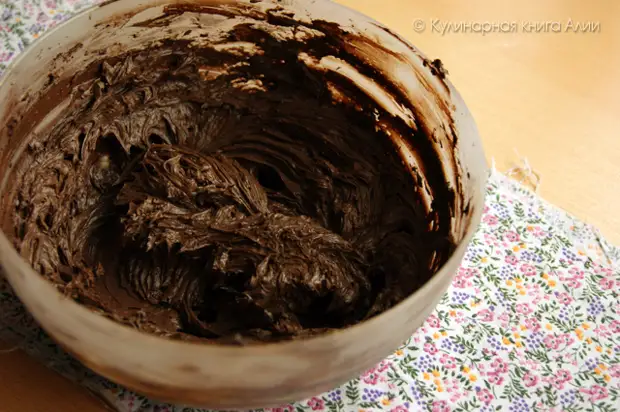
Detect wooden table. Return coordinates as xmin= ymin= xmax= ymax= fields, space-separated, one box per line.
xmin=1 ymin=0 xmax=618 ymax=410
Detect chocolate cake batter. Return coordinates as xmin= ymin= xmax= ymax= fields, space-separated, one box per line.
xmin=4 ymin=5 xmax=457 ymax=343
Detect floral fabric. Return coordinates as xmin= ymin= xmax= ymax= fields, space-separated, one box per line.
xmin=0 ymin=2 xmax=619 ymax=411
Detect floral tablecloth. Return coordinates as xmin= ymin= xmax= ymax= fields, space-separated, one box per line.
xmin=1 ymin=1 xmax=620 ymax=411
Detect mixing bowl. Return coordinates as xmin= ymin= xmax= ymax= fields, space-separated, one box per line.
xmin=0 ymin=0 xmax=487 ymax=408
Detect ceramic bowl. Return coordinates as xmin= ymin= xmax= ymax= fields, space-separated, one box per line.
xmin=0 ymin=0 xmax=486 ymax=408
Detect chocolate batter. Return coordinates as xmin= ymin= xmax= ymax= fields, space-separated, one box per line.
xmin=4 ymin=6 xmax=456 ymax=343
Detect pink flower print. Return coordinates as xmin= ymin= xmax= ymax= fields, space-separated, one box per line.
xmin=390 ymin=407 xmax=408 ymax=412
xmin=362 ymin=369 xmax=379 ymax=385
xmin=523 ymin=372 xmax=539 ymax=387
xmin=426 ymin=314 xmax=441 ymax=328
xmin=505 ymin=254 xmax=518 ymax=266
xmin=599 ymin=277 xmax=615 ymax=290
xmin=447 ymin=379 xmax=463 ymax=403
xmin=594 ymin=324 xmax=612 ymax=338
xmin=457 ymin=267 xmax=477 ymax=279
xmin=555 ymin=369 xmax=572 ymax=383
xmin=477 ymin=309 xmax=494 ymax=322
xmin=559 ymin=333 xmax=574 ymax=346
xmin=376 ymin=360 xmax=391 ymax=373
xmin=591 ymin=385 xmax=609 ymax=401
xmin=449 ymin=394 xmax=462 ymax=403
xmin=361 ymin=363 xmax=389 ymax=385
xmin=487 ymin=373 xmax=504 ymax=385
xmin=469 ymin=268 xmax=481 ymax=278
xmin=582 ymin=385 xmax=609 ymax=402
xmin=515 ymin=303 xmax=532 ymax=315
xmin=505 ymin=231 xmax=520 ymax=242
xmin=520 ymin=263 xmax=536 ymax=276
xmin=568 ymin=267 xmax=585 ymax=279
xmin=525 ymin=282 xmax=540 ymax=292
xmin=431 ymin=401 xmax=451 ymax=412
xmin=307 ymin=398 xmax=324 ymax=411
xmin=522 ymin=358 xmax=540 ymax=371
xmin=551 ymin=379 xmax=565 ymax=390
xmin=440 ymin=354 xmax=457 ymax=369
xmin=542 ymin=375 xmax=562 ymax=390
xmin=484 ymin=347 xmax=499 ymax=357
xmin=497 ymin=312 xmax=510 ymax=327
xmin=424 ymin=342 xmax=438 ymax=355
xmin=611 ymin=320 xmax=620 ymax=334
xmin=609 ymin=364 xmax=620 ymax=378
xmin=491 ymin=358 xmax=508 ymax=374
xmin=544 ymin=335 xmax=560 ymax=350
xmin=557 ymin=292 xmax=573 ymax=305
xmin=483 ymin=233 xmax=496 ymax=242
xmin=594 ymin=265 xmax=612 ymax=276
xmin=452 ymin=276 xmax=468 ymax=288
xmin=476 ymin=388 xmax=494 ymax=405
xmin=525 ymin=317 xmax=541 ymax=332
xmin=483 ymin=214 xmax=498 ymax=225
xmin=566 ymin=278 xmax=582 ymax=289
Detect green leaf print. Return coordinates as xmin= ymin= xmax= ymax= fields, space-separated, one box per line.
xmin=345 ymin=381 xmax=359 ymax=405
xmin=514 ymin=203 xmax=525 ymax=219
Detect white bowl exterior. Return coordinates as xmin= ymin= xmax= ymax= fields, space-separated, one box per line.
xmin=0 ymin=0 xmax=487 ymax=408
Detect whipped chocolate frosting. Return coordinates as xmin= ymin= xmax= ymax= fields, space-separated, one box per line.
xmin=2 ymin=4 xmax=459 ymax=343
